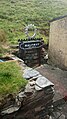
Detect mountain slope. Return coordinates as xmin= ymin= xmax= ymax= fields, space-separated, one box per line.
xmin=0 ymin=0 xmax=67 ymax=44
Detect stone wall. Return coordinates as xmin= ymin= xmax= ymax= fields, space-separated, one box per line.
xmin=49 ymin=16 xmax=67 ymax=70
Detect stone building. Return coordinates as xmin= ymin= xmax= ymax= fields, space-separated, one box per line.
xmin=49 ymin=15 xmax=67 ymax=70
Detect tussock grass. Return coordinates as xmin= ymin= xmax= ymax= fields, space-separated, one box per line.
xmin=0 ymin=29 xmax=7 ymax=44
xmin=0 ymin=61 xmax=27 ymax=99
xmin=0 ymin=29 xmax=8 ymax=56
xmin=0 ymin=0 xmax=67 ymax=44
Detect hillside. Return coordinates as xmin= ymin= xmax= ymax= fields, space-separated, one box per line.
xmin=0 ymin=0 xmax=67 ymax=45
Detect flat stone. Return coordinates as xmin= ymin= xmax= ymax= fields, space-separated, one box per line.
xmin=23 ymin=67 xmax=32 ymax=79
xmin=29 ymin=74 xmax=42 ymax=81
xmin=1 ymin=105 xmax=20 ymax=115
xmin=25 ymin=83 xmax=34 ymax=93
xmin=36 ymin=76 xmax=54 ymax=88
xmin=23 ymin=67 xmax=39 ymax=79
xmin=35 ymin=84 xmax=42 ymax=91
xmin=29 ymin=69 xmax=39 ymax=77
xmin=35 ymin=76 xmax=54 ymax=91
xmin=23 ymin=73 xmax=30 ymax=79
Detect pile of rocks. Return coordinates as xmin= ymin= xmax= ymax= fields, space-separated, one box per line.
xmin=0 ymin=56 xmax=54 ymax=119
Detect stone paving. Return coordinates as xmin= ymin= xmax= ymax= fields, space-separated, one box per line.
xmin=36 ymin=64 xmax=67 ymax=118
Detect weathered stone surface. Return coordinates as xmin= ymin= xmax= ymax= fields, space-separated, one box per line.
xmin=18 ymin=92 xmax=26 ymax=98
xmin=23 ymin=67 xmax=39 ymax=79
xmin=25 ymin=82 xmax=35 ymax=94
xmin=1 ymin=92 xmax=26 ymax=115
xmin=29 ymin=74 xmax=42 ymax=81
xmin=59 ymin=114 xmax=65 ymax=119
xmin=23 ymin=67 xmax=33 ymax=79
xmin=1 ymin=87 xmax=54 ymax=118
xmin=50 ymin=112 xmax=65 ymax=119
xmin=16 ymin=91 xmax=26 ymax=103
xmin=44 ymin=54 xmax=48 ymax=60
xmin=49 ymin=16 xmax=67 ymax=70
xmin=29 ymin=69 xmax=39 ymax=77
xmin=1 ymin=105 xmax=20 ymax=115
xmin=29 ymin=80 xmax=35 ymax=86
xmin=35 ymin=76 xmax=54 ymax=91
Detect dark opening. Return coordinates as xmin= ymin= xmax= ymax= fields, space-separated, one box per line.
xmin=0 ymin=56 xmax=13 ymax=62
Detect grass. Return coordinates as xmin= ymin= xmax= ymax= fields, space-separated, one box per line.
xmin=0 ymin=61 xmax=27 ymax=99
xmin=0 ymin=29 xmax=8 ymax=57
xmin=0 ymin=0 xmax=67 ymax=98
xmin=0 ymin=0 xmax=67 ymax=45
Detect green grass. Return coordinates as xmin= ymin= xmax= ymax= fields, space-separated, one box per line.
xmin=0 ymin=61 xmax=27 ymax=99
xmin=0 ymin=0 xmax=67 ymax=45
xmin=0 ymin=0 xmax=67 ymax=100
xmin=0 ymin=29 xmax=8 ymax=56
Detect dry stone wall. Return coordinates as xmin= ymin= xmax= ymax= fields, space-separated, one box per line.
xmin=0 ymin=55 xmax=54 ymax=119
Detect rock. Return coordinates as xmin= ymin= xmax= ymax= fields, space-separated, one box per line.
xmin=29 ymin=74 xmax=42 ymax=81
xmin=23 ymin=67 xmax=39 ymax=79
xmin=29 ymin=80 xmax=35 ymax=86
xmin=0 ymin=64 xmax=55 ymax=117
xmin=15 ymin=96 xmax=21 ymax=106
xmin=35 ymin=84 xmax=42 ymax=91
xmin=11 ymin=55 xmax=24 ymax=62
xmin=29 ymin=69 xmax=39 ymax=77
xmin=59 ymin=114 xmax=65 ymax=119
xmin=18 ymin=92 xmax=26 ymax=98
xmin=16 ymin=92 xmax=26 ymax=103
xmin=1 ymin=105 xmax=20 ymax=115
xmin=49 ymin=116 xmax=53 ymax=119
xmin=23 ymin=73 xmax=30 ymax=79
xmin=44 ymin=54 xmax=48 ymax=60
xmin=50 ymin=112 xmax=65 ymax=119
xmin=35 ymin=76 xmax=54 ymax=91
xmin=23 ymin=67 xmax=32 ymax=79
xmin=15 ymin=92 xmax=27 ymax=107
xmin=25 ymin=83 xmax=34 ymax=94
